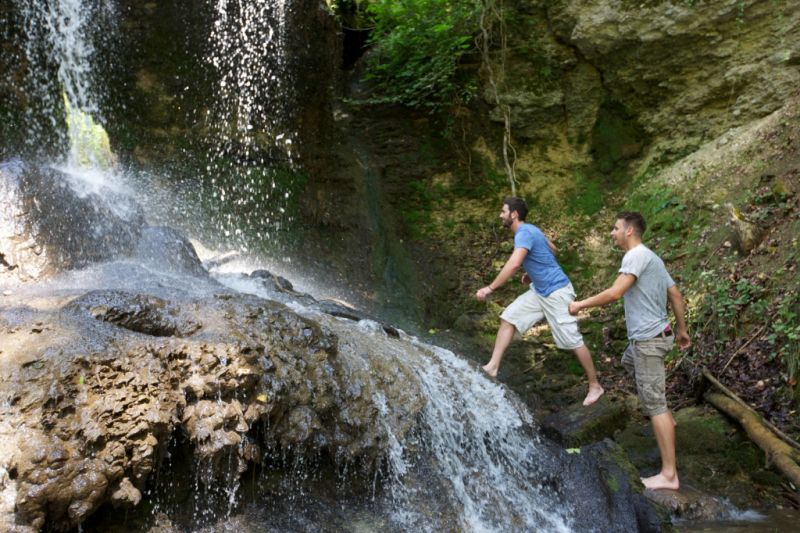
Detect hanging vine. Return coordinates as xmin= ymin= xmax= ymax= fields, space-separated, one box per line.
xmin=477 ymin=0 xmax=518 ymax=196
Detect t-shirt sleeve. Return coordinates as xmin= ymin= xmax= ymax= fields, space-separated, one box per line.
xmin=619 ymin=248 xmax=649 ymax=278
xmin=666 ymin=272 xmax=676 ymax=288
xmin=514 ymin=227 xmax=535 ymax=250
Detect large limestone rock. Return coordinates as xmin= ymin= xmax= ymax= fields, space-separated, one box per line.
xmin=541 ymin=395 xmax=629 ymax=447
xmin=0 ymin=287 xmax=423 ymax=531
xmin=544 ymin=0 xmax=800 ymax=153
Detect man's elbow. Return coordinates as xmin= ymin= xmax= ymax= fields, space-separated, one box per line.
xmin=667 ymin=286 xmax=683 ymax=302
xmin=607 ymin=288 xmax=625 ymax=301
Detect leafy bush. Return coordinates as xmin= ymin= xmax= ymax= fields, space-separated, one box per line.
xmin=767 ymin=291 xmax=800 ymax=381
xmin=362 ymin=0 xmax=481 ymax=110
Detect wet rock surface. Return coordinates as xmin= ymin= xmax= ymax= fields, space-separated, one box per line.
xmin=134 ymin=227 xmax=208 ymax=279
xmin=561 ymin=439 xmax=669 ymax=533
xmin=0 ymin=284 xmax=423 ymax=531
xmin=645 ymin=486 xmax=730 ymax=522
xmin=0 ymin=160 xmax=145 ymax=282
xmin=541 ymin=394 xmax=629 ymax=447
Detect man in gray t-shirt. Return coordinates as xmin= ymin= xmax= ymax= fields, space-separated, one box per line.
xmin=569 ymin=212 xmax=690 ymax=491
xmin=620 ymin=244 xmax=675 ymax=341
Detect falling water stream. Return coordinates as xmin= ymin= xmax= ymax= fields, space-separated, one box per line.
xmin=209 ymin=271 xmax=575 ymax=531
xmin=202 ymin=0 xmax=297 ymax=250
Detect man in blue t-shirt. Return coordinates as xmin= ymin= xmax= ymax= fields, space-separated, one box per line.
xmin=476 ymin=197 xmax=604 ymax=406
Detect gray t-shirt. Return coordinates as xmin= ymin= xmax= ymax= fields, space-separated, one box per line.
xmin=619 ymin=244 xmax=675 ymax=340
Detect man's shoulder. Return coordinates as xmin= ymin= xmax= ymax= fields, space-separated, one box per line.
xmin=519 ymin=223 xmax=543 ymax=237
xmin=622 ymin=244 xmax=671 ymax=277
xmin=624 ymin=244 xmax=655 ymax=260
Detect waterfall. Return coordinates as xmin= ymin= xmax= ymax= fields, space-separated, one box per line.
xmin=1 ymin=4 xmax=640 ymax=531
xmin=402 ymin=341 xmax=572 ymax=531
xmin=210 ymin=274 xmax=576 ymax=532
xmin=203 ymin=0 xmax=297 ymax=250
xmin=16 ymin=0 xmax=115 ymax=169
xmin=207 ymin=0 xmax=292 ymax=157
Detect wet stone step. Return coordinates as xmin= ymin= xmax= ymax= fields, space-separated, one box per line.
xmin=540 ymin=395 xmax=629 ymax=448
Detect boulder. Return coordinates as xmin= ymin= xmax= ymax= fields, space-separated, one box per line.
xmin=0 ymin=288 xmax=423 ymax=530
xmin=135 ymin=226 xmax=208 ymax=278
xmin=560 ymin=439 xmax=670 ymax=532
xmin=0 ymin=160 xmax=145 ymax=282
xmin=645 ymin=486 xmax=729 ymax=522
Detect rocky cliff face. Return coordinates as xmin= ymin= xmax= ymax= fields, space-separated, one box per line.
xmin=465 ymin=0 xmax=800 ymax=203
xmin=312 ymin=0 xmax=800 ymax=326
xmin=101 ymin=0 xmax=340 ymax=171
xmin=545 ymin=0 xmax=799 ymax=161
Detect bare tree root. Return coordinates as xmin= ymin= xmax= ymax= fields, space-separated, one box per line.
xmin=477 ymin=0 xmax=517 ymax=196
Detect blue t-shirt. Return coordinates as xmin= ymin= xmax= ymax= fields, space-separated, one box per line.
xmin=515 ymin=223 xmax=570 ymax=297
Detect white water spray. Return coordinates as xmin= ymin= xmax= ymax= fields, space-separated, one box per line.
xmin=18 ymin=0 xmax=115 ymax=170
xmin=204 ymin=0 xmax=297 ymax=249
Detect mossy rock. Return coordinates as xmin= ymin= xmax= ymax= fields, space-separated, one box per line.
xmin=615 ymin=405 xmax=786 ymax=509
xmin=541 ymin=395 xmax=629 ymax=447
xmin=581 ymin=439 xmax=672 ymax=532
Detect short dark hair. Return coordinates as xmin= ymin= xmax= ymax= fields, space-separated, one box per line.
xmin=503 ymin=197 xmax=528 ymax=221
xmin=616 ymin=211 xmax=646 ymax=236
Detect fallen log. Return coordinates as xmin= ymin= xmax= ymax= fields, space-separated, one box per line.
xmin=701 ymin=367 xmax=800 ymax=455
xmin=705 ymin=392 xmax=800 ymax=489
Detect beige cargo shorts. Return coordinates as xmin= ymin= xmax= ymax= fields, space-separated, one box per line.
xmin=622 ymin=335 xmax=675 ymax=417
xmin=500 ymin=283 xmax=584 ymax=350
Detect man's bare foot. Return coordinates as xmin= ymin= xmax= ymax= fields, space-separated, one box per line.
xmin=582 ymin=385 xmax=604 ymax=406
xmin=641 ymin=472 xmax=679 ymax=490
xmin=482 ymin=364 xmax=498 ymax=378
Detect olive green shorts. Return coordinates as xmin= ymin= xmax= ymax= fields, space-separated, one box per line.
xmin=622 ymin=336 xmax=675 ymax=417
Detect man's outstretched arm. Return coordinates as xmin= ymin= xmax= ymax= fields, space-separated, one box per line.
xmin=568 ymin=273 xmax=636 ymax=315
xmin=476 ymin=247 xmax=528 ymax=301
xmin=667 ymin=285 xmax=691 ymax=350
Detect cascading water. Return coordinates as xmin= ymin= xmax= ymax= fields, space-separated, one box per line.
xmin=16 ymin=0 xmax=115 ymax=169
xmin=202 ymin=0 xmax=298 ymax=251
xmin=203 ymin=273 xmax=577 ymax=532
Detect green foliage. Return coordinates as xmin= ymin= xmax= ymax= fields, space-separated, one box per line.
xmin=692 ymin=269 xmax=800 ymax=382
xmin=328 ymin=0 xmax=372 ymax=29
xmin=697 ymin=274 xmax=767 ymax=345
xmin=569 ymin=170 xmax=604 ymax=216
xmin=766 ymin=292 xmax=800 ymax=380
xmin=398 ymin=178 xmax=440 ymax=237
xmin=362 ymin=0 xmax=481 ymax=110
xmin=626 ymin=186 xmax=688 ymax=247
xmin=590 ymin=101 xmax=647 ymax=175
